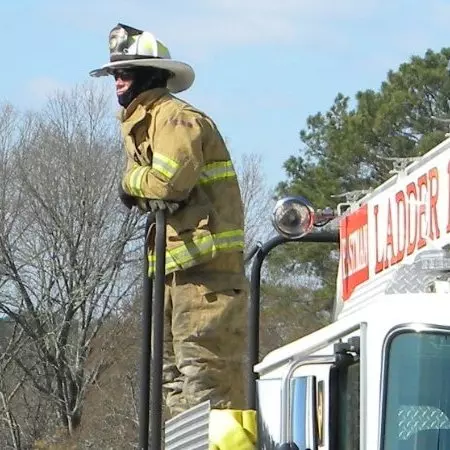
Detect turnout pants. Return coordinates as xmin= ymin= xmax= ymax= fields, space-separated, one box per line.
xmin=162 ymin=252 xmax=248 ymax=419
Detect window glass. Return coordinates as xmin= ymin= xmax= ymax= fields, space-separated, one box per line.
xmin=292 ymin=377 xmax=308 ymax=448
xmin=257 ymin=376 xmax=312 ymax=449
xmin=383 ymin=331 xmax=450 ymax=450
xmin=257 ymin=378 xmax=282 ymax=449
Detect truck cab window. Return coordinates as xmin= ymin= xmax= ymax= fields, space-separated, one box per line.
xmin=382 ymin=330 xmax=450 ymax=450
xmin=330 ymin=360 xmax=360 ymax=450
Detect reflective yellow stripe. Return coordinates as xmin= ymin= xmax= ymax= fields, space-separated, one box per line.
xmin=148 ymin=229 xmax=244 ymax=274
xmin=152 ymin=252 xmax=178 ymax=273
xmin=152 ymin=152 xmax=179 ymax=179
xmin=127 ymin=159 xmax=236 ymax=194
xmin=127 ymin=166 xmax=148 ymax=197
xmin=199 ymin=161 xmax=236 ymax=185
xmin=209 ymin=409 xmax=257 ymax=450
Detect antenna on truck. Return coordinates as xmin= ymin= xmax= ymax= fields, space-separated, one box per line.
xmin=330 ymin=189 xmax=372 ymax=215
xmin=376 ymin=155 xmax=422 ymax=175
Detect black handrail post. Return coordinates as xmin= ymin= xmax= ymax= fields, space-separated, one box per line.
xmin=139 ymin=215 xmax=153 ymax=449
xmin=247 ymin=247 xmax=264 ymax=410
xmin=246 ymin=231 xmax=340 ymax=411
xmin=247 ymin=235 xmax=286 ymax=410
xmin=150 ymin=209 xmax=166 ymax=450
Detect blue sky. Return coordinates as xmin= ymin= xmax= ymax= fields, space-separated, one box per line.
xmin=3 ymin=0 xmax=450 ymax=190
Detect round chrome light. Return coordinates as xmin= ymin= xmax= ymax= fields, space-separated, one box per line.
xmin=271 ymin=196 xmax=315 ymax=239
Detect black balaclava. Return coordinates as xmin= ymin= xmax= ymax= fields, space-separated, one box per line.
xmin=117 ymin=67 xmax=172 ymax=108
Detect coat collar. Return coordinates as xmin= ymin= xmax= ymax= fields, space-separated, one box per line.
xmin=118 ymin=88 xmax=169 ymax=134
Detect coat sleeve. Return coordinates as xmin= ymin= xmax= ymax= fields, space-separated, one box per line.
xmin=122 ymin=111 xmax=204 ymax=202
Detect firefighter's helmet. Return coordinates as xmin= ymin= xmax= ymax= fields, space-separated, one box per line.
xmin=89 ymin=23 xmax=195 ymax=93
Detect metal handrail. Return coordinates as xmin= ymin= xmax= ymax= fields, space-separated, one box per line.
xmin=139 ymin=210 xmax=166 ymax=450
xmin=246 ymin=230 xmax=339 ymax=410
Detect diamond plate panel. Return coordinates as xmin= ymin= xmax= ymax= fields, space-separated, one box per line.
xmin=398 ymin=405 xmax=450 ymax=440
xmin=385 ymin=249 xmax=450 ymax=294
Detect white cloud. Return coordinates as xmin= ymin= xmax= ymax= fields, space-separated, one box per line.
xmin=47 ymin=0 xmax=379 ymax=56
xmin=43 ymin=0 xmax=450 ymax=71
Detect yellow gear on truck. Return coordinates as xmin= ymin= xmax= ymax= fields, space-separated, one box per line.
xmin=209 ymin=409 xmax=258 ymax=450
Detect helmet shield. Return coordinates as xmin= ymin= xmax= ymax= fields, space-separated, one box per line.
xmin=109 ymin=23 xmax=143 ymax=62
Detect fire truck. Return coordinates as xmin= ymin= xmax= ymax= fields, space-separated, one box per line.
xmin=147 ymin=134 xmax=450 ymax=449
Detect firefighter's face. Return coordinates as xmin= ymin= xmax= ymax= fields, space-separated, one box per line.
xmin=112 ymin=69 xmax=134 ymax=96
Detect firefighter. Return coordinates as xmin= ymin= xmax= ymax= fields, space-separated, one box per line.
xmin=90 ymin=23 xmax=248 ymax=419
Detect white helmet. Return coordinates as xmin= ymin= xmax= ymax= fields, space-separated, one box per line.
xmin=89 ymin=23 xmax=195 ymax=93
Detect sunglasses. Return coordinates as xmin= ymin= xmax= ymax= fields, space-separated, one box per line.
xmin=110 ymin=69 xmax=135 ymax=81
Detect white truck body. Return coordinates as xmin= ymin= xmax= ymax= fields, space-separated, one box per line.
xmin=255 ymin=136 xmax=450 ymax=449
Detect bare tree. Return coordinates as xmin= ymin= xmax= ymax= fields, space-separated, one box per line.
xmin=0 ymin=321 xmax=24 ymax=450
xmin=74 ymin=302 xmax=142 ymax=449
xmin=0 ymin=83 xmax=143 ymax=442
xmin=234 ymin=152 xmax=274 ymax=251
xmin=0 ymin=104 xmax=52 ymax=449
